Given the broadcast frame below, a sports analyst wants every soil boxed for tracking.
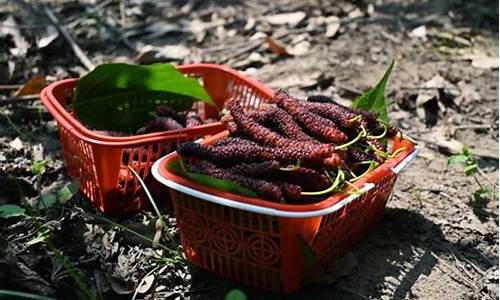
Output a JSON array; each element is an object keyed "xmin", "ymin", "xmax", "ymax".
[{"xmin": 0, "ymin": 0, "xmax": 498, "ymax": 299}]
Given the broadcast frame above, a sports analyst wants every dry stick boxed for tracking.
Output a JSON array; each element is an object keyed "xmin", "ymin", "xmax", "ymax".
[
  {"xmin": 0, "ymin": 84, "xmax": 22, "ymax": 90},
  {"xmin": 0, "ymin": 94, "xmax": 39, "ymax": 106},
  {"xmin": 43, "ymin": 5, "xmax": 95, "ymax": 71}
]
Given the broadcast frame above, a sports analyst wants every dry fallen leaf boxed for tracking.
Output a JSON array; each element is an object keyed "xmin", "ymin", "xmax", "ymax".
[
  {"xmin": 266, "ymin": 37, "xmax": 288, "ymax": 56},
  {"xmin": 135, "ymin": 45, "xmax": 190, "ymax": 63},
  {"xmin": 286, "ymin": 40, "xmax": 310, "ymax": 56},
  {"xmin": 16, "ymin": 76, "xmax": 47, "ymax": 97},
  {"xmin": 0, "ymin": 16, "xmax": 30, "ymax": 57},
  {"xmin": 37, "ymin": 25, "xmax": 59, "ymax": 49},
  {"xmin": 9, "ymin": 137, "xmax": 23, "ymax": 151},
  {"xmin": 416, "ymin": 75, "xmax": 448, "ymax": 106},
  {"xmin": 263, "ymin": 11, "xmax": 306, "ymax": 27},
  {"xmin": 267, "ymin": 71, "xmax": 321, "ymax": 89},
  {"xmin": 470, "ymin": 55, "xmax": 499, "ymax": 69},
  {"xmin": 137, "ymin": 274, "xmax": 155, "ymax": 294},
  {"xmin": 325, "ymin": 16, "xmax": 341, "ymax": 38},
  {"xmin": 409, "ymin": 25, "xmax": 427, "ymax": 40}
]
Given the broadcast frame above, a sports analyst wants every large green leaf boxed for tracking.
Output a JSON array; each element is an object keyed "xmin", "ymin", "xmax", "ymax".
[
  {"xmin": 166, "ymin": 159, "xmax": 258, "ymax": 198},
  {"xmin": 74, "ymin": 63, "xmax": 214, "ymax": 132},
  {"xmin": 0, "ymin": 204, "xmax": 25, "ymax": 218},
  {"xmin": 351, "ymin": 60, "xmax": 395, "ymax": 123}
]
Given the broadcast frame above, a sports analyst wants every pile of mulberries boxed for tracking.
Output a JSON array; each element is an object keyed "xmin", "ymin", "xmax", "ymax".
[{"xmin": 178, "ymin": 89, "xmax": 402, "ymax": 203}]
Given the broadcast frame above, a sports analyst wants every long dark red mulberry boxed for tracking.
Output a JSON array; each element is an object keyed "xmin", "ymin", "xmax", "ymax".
[
  {"xmin": 307, "ymin": 95, "xmax": 334, "ymax": 103},
  {"xmin": 347, "ymin": 148, "xmax": 372, "ymax": 163},
  {"xmin": 282, "ymin": 167, "xmax": 331, "ymax": 191},
  {"xmin": 186, "ymin": 160, "xmax": 282, "ymax": 201},
  {"xmin": 156, "ymin": 105, "xmax": 185, "ymax": 124},
  {"xmin": 142, "ymin": 117, "xmax": 183, "ymax": 133},
  {"xmin": 300, "ymin": 101, "xmax": 361, "ymax": 129},
  {"xmin": 249, "ymin": 106, "xmax": 317, "ymax": 142},
  {"xmin": 272, "ymin": 89, "xmax": 348, "ymax": 144},
  {"xmin": 227, "ymin": 96, "xmax": 335, "ymax": 157},
  {"xmin": 185, "ymin": 112, "xmax": 202, "ymax": 128},
  {"xmin": 386, "ymin": 125, "xmax": 398, "ymax": 138},
  {"xmin": 212, "ymin": 137, "xmax": 258, "ymax": 148},
  {"xmin": 277, "ymin": 182, "xmax": 302, "ymax": 201},
  {"xmin": 307, "ymin": 95, "xmax": 380, "ymax": 129},
  {"xmin": 178, "ymin": 141, "xmax": 341, "ymax": 168},
  {"xmin": 220, "ymin": 114, "xmax": 238, "ymax": 134},
  {"xmin": 228, "ymin": 160, "xmax": 281, "ymax": 177}
]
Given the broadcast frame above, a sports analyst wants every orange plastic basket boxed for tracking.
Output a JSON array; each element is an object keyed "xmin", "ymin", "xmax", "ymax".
[
  {"xmin": 40, "ymin": 64, "xmax": 273, "ymax": 215},
  {"xmin": 152, "ymin": 131, "xmax": 418, "ymax": 293}
]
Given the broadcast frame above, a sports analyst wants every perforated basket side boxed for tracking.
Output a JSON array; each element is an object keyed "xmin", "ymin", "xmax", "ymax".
[
  {"xmin": 172, "ymin": 190, "xmax": 284, "ymax": 291},
  {"xmin": 311, "ymin": 172, "xmax": 398, "ymax": 267}
]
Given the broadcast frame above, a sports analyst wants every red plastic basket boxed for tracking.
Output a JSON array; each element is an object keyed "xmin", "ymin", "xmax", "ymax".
[
  {"xmin": 152, "ymin": 131, "xmax": 418, "ymax": 293},
  {"xmin": 40, "ymin": 64, "xmax": 273, "ymax": 215}
]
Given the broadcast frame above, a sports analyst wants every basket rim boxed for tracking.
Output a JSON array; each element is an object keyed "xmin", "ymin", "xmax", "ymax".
[
  {"xmin": 39, "ymin": 63, "xmax": 272, "ymax": 145},
  {"xmin": 152, "ymin": 131, "xmax": 418, "ymax": 217}
]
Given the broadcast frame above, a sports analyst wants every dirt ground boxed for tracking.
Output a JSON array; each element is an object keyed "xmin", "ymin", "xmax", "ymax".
[{"xmin": 0, "ymin": 0, "xmax": 498, "ymax": 299}]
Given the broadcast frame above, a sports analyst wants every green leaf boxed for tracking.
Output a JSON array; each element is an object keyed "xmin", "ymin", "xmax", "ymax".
[
  {"xmin": 30, "ymin": 160, "xmax": 47, "ymax": 175},
  {"xmin": 40, "ymin": 193, "xmax": 57, "ymax": 209},
  {"xmin": 464, "ymin": 163, "xmax": 478, "ymax": 176},
  {"xmin": 0, "ymin": 289, "xmax": 58, "ymax": 300},
  {"xmin": 74, "ymin": 63, "xmax": 214, "ymax": 132},
  {"xmin": 26, "ymin": 230, "xmax": 49, "ymax": 246},
  {"xmin": 57, "ymin": 180, "xmax": 80, "ymax": 204},
  {"xmin": 40, "ymin": 180, "xmax": 80, "ymax": 209},
  {"xmin": 447, "ymin": 154, "xmax": 469, "ymax": 166},
  {"xmin": 0, "ymin": 204, "xmax": 25, "ymax": 218},
  {"xmin": 166, "ymin": 159, "xmax": 258, "ymax": 198},
  {"xmin": 351, "ymin": 60, "xmax": 395, "ymax": 123},
  {"xmin": 224, "ymin": 289, "xmax": 247, "ymax": 300}
]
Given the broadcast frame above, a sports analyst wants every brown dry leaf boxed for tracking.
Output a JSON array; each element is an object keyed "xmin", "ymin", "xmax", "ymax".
[
  {"xmin": 266, "ymin": 37, "xmax": 288, "ymax": 56},
  {"xmin": 16, "ymin": 76, "xmax": 47, "ymax": 97}
]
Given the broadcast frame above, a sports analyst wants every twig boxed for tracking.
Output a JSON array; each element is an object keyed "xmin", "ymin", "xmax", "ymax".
[
  {"xmin": 119, "ymin": 0, "xmax": 127, "ymax": 27},
  {"xmin": 454, "ymin": 124, "xmax": 491, "ymax": 130},
  {"xmin": 380, "ymin": 30, "xmax": 401, "ymax": 44},
  {"xmin": 0, "ymin": 94, "xmax": 39, "ymax": 105},
  {"xmin": 0, "ymin": 84, "xmax": 22, "ymax": 90},
  {"xmin": 43, "ymin": 4, "xmax": 95, "ymax": 71}
]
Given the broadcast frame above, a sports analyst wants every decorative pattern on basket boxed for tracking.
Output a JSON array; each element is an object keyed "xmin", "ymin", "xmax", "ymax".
[
  {"xmin": 174, "ymin": 191, "xmax": 283, "ymax": 291},
  {"xmin": 41, "ymin": 64, "xmax": 273, "ymax": 215},
  {"xmin": 312, "ymin": 173, "xmax": 397, "ymax": 267}
]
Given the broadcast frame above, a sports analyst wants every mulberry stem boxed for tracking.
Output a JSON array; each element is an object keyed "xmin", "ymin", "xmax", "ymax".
[
  {"xmin": 388, "ymin": 147, "xmax": 406, "ymax": 158},
  {"xmin": 349, "ymin": 161, "xmax": 378, "ymax": 182},
  {"xmin": 335, "ymin": 126, "xmax": 367, "ymax": 150},
  {"xmin": 301, "ymin": 169, "xmax": 344, "ymax": 196},
  {"xmin": 367, "ymin": 123, "xmax": 387, "ymax": 139}
]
